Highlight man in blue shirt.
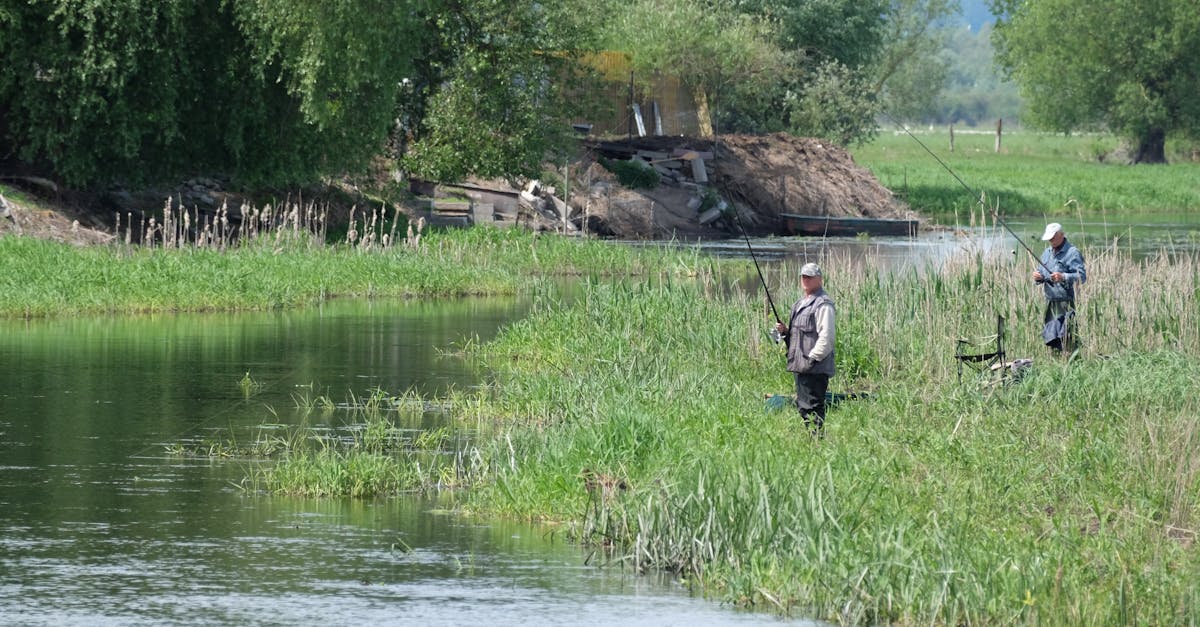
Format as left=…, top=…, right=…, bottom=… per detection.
left=1032, top=222, right=1086, bottom=353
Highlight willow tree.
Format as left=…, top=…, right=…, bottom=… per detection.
left=991, top=0, right=1200, bottom=163
left=0, top=0, right=429, bottom=186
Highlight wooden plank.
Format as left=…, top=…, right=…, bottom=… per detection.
left=635, top=150, right=671, bottom=161
left=673, top=148, right=713, bottom=160
left=632, top=103, right=647, bottom=137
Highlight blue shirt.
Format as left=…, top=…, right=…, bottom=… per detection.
left=1037, top=238, right=1086, bottom=302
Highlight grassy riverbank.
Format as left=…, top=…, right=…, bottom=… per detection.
left=853, top=131, right=1200, bottom=218
left=447, top=247, right=1200, bottom=623
left=0, top=226, right=696, bottom=318
left=243, top=239, right=1200, bottom=623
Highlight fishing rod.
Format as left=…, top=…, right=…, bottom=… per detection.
left=885, top=114, right=1052, bottom=277
left=731, top=206, right=783, bottom=327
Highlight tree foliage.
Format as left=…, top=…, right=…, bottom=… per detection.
left=0, top=0, right=600, bottom=187
left=991, top=0, right=1200, bottom=163
left=603, top=0, right=956, bottom=145
left=0, top=0, right=431, bottom=186
left=399, top=0, right=598, bottom=182
left=872, top=0, right=957, bottom=122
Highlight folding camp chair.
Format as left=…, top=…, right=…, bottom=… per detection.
left=955, top=315, right=1005, bottom=384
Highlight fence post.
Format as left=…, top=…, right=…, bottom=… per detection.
left=949, top=124, right=955, bottom=153
left=995, top=118, right=1003, bottom=153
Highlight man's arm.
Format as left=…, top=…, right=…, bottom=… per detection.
left=808, top=303, right=835, bottom=361
left=1064, top=248, right=1086, bottom=285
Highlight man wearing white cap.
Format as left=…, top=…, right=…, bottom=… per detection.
left=1032, top=223, right=1086, bottom=352
left=774, top=262, right=835, bottom=435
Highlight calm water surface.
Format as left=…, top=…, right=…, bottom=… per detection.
left=0, top=297, right=799, bottom=626
left=670, top=212, right=1200, bottom=272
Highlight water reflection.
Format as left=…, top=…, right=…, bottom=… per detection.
left=0, top=298, right=800, bottom=626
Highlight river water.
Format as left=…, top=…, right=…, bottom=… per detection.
left=0, top=298, right=792, bottom=625
left=692, top=212, right=1200, bottom=267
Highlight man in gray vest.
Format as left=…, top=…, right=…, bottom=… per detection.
left=774, top=262, right=836, bottom=435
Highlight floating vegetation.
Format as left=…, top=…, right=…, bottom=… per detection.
left=169, top=388, right=482, bottom=497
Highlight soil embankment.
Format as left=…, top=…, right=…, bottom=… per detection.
left=0, top=133, right=916, bottom=245
left=575, top=132, right=917, bottom=239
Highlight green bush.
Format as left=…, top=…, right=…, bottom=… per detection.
left=598, top=157, right=661, bottom=189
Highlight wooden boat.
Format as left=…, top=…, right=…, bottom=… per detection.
left=780, top=213, right=919, bottom=237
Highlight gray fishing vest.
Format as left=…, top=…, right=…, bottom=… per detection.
left=786, top=289, right=835, bottom=376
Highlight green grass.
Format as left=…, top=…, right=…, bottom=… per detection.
left=0, top=224, right=707, bottom=318
left=853, top=131, right=1200, bottom=218
left=444, top=245, right=1200, bottom=624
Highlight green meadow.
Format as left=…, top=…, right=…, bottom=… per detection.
left=853, top=131, right=1200, bottom=218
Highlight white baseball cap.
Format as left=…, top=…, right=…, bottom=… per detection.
left=1041, top=222, right=1063, bottom=241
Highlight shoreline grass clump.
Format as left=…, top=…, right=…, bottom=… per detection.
left=447, top=245, right=1200, bottom=624
left=173, top=389, right=483, bottom=496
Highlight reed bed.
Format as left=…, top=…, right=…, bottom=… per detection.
left=175, top=389, right=483, bottom=496
left=451, top=244, right=1200, bottom=624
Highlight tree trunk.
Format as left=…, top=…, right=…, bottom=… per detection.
left=1131, top=128, right=1167, bottom=164
left=693, top=85, right=714, bottom=138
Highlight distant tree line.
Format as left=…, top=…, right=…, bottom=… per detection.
left=924, top=22, right=1022, bottom=128
left=990, top=0, right=1200, bottom=163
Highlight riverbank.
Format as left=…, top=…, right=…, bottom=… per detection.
left=5, top=131, right=1200, bottom=246
left=0, top=226, right=700, bottom=318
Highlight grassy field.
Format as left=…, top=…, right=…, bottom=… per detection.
left=236, top=241, right=1200, bottom=624
left=853, top=131, right=1200, bottom=218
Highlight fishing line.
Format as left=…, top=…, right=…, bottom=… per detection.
left=884, top=113, right=1051, bottom=276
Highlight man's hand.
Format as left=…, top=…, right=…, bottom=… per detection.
left=1050, top=271, right=1065, bottom=283
left=775, top=322, right=787, bottom=335
left=1032, top=270, right=1044, bottom=283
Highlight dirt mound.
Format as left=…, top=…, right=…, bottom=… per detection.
left=0, top=193, right=114, bottom=245
left=714, top=133, right=915, bottom=233
left=579, top=132, right=915, bottom=238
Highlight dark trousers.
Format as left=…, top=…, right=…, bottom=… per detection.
left=794, top=373, right=829, bottom=432
left=1043, top=300, right=1077, bottom=353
